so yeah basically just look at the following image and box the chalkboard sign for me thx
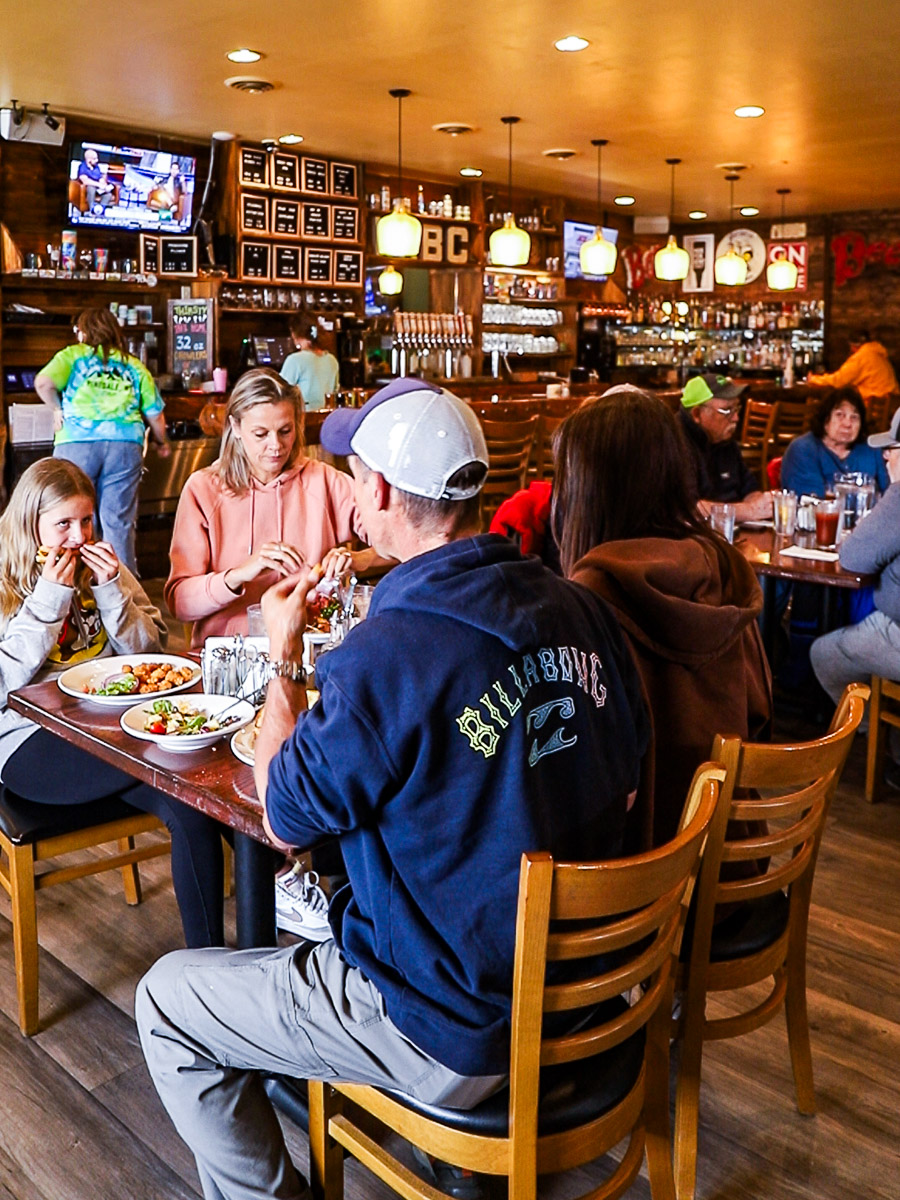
[167,298,215,380]
[239,147,268,187]
[304,247,333,284]
[331,162,358,197]
[241,241,271,280]
[302,203,331,240]
[334,249,363,286]
[273,244,302,283]
[271,198,300,237]
[159,235,198,277]
[240,193,269,234]
[302,157,329,194]
[139,233,159,275]
[332,206,359,242]
[271,151,300,191]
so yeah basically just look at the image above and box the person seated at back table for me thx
[136,377,651,1200]
[781,385,889,498]
[680,373,773,524]
[807,328,899,400]
[553,385,772,848]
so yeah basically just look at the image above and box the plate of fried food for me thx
[121,694,255,752]
[58,654,201,706]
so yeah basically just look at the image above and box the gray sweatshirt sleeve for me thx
[0,578,72,709]
[839,484,900,575]
[92,565,168,653]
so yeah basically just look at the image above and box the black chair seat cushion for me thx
[681,890,790,965]
[0,785,143,846]
[378,999,646,1138]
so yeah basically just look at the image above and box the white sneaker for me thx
[275,865,332,941]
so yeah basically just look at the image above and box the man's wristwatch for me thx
[270,659,307,684]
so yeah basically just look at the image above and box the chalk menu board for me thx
[330,162,357,197]
[239,147,268,187]
[304,247,333,283]
[240,194,269,234]
[241,241,271,280]
[271,198,300,237]
[334,249,363,286]
[159,235,198,277]
[139,233,159,275]
[302,157,329,194]
[332,206,359,242]
[167,298,215,379]
[271,151,300,191]
[302,203,331,240]
[273,244,302,283]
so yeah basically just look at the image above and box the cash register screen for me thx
[252,337,294,368]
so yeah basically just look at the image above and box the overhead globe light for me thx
[489,116,531,267]
[375,89,423,258]
[740,205,759,217]
[227,48,262,63]
[654,157,690,280]
[580,138,618,278]
[554,35,589,52]
[377,265,403,296]
[278,133,304,145]
[459,166,483,177]
[767,188,799,291]
[715,174,749,286]
[614,195,635,206]
[688,210,707,220]
[734,104,765,118]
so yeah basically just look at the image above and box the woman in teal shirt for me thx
[279,316,339,411]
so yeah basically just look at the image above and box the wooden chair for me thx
[769,398,815,457]
[672,683,868,1200]
[864,673,900,802]
[479,415,539,526]
[308,764,724,1200]
[739,400,777,488]
[528,412,565,482]
[0,787,170,1034]
[864,392,897,434]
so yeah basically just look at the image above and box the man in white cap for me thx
[136,377,650,1200]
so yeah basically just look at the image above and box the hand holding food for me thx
[225,542,306,592]
[41,546,78,587]
[319,546,354,582]
[261,567,320,662]
[79,539,119,585]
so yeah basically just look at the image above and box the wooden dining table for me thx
[7,677,280,947]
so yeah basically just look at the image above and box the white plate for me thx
[58,653,201,706]
[120,693,255,752]
[231,726,256,767]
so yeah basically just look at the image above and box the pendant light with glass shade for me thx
[714,173,749,286]
[654,158,690,280]
[579,139,618,277]
[375,89,422,258]
[377,264,403,295]
[766,188,800,291]
[489,117,531,267]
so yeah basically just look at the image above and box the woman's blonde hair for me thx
[0,458,96,622]
[216,367,305,494]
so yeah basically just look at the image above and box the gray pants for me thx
[811,609,900,753]
[136,940,504,1200]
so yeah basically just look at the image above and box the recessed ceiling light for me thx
[459,166,483,177]
[227,48,262,63]
[734,105,764,118]
[614,195,635,206]
[554,35,589,52]
[278,133,304,145]
[212,130,237,141]
[740,205,760,216]
[688,210,707,219]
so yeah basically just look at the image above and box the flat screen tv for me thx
[563,219,619,281]
[67,141,197,233]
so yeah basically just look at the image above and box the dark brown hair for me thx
[74,307,127,364]
[288,315,317,341]
[808,386,867,444]
[552,388,722,576]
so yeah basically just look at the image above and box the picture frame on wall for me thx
[301,202,332,240]
[239,193,270,235]
[272,243,302,283]
[682,233,715,293]
[332,205,360,242]
[240,241,272,281]
[330,161,358,198]
[270,197,301,238]
[301,157,329,194]
[159,235,198,278]
[304,247,333,284]
[139,233,159,276]
[333,249,363,286]
[270,150,300,192]
[239,146,268,188]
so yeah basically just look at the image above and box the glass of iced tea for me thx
[814,498,842,549]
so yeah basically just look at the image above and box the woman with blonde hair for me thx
[0,458,226,947]
[34,306,171,575]
[166,367,387,649]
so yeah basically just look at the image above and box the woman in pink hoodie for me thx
[166,369,382,648]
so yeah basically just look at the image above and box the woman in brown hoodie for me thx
[553,386,772,848]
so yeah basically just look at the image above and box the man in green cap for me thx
[680,372,773,523]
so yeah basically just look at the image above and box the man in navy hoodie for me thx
[136,379,650,1200]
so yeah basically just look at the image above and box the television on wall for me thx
[67,141,197,233]
[563,219,619,281]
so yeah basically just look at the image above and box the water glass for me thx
[772,490,798,538]
[246,604,266,638]
[708,502,736,543]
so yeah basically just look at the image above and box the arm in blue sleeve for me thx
[780,434,829,497]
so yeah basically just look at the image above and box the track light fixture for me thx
[41,102,59,131]
[9,99,24,126]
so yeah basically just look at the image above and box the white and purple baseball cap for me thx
[320,378,488,500]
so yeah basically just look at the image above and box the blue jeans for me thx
[55,439,143,575]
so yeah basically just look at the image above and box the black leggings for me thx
[3,731,225,947]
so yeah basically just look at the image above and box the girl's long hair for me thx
[552,386,728,576]
[0,458,96,623]
[216,368,305,494]
[74,307,128,364]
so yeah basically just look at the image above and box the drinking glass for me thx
[814,498,842,549]
[246,604,266,638]
[772,490,798,537]
[708,502,736,543]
